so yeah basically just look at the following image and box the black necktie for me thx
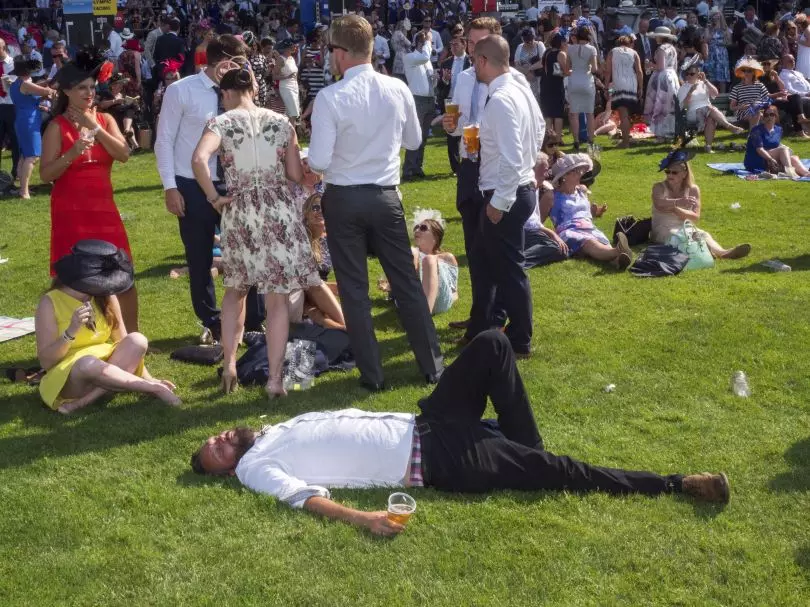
[212,85,225,181]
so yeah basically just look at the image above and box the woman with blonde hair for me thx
[604,28,643,148]
[651,148,751,258]
[704,10,732,93]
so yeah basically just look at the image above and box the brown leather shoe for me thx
[448,318,471,330]
[682,472,730,504]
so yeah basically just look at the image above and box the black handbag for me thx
[630,244,690,278]
[613,216,652,247]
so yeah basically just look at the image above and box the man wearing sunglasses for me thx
[46,42,67,87]
[309,15,443,391]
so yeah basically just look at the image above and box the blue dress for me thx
[549,189,610,255]
[744,124,782,173]
[9,79,42,157]
[704,30,730,84]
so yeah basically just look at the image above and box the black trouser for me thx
[456,159,506,327]
[524,229,568,269]
[0,104,20,180]
[773,94,810,132]
[322,184,443,385]
[175,176,264,331]
[446,133,461,175]
[403,94,436,177]
[418,330,684,496]
[465,185,535,353]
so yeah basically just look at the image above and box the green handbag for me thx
[666,220,715,271]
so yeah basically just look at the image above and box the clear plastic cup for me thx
[387,492,416,526]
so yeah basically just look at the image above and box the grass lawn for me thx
[1,132,809,606]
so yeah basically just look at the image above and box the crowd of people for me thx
[6,0,810,535]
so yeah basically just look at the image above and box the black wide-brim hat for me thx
[53,240,134,297]
[581,159,602,187]
[56,48,107,89]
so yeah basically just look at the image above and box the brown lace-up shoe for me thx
[682,472,730,504]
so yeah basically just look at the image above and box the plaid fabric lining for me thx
[408,426,424,487]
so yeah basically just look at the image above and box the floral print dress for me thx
[206,108,320,294]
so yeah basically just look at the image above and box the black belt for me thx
[482,183,535,198]
[325,183,398,191]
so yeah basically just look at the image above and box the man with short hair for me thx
[372,22,391,73]
[144,16,169,69]
[465,35,544,357]
[191,330,732,536]
[732,5,761,63]
[414,16,443,65]
[46,42,67,84]
[22,39,46,79]
[0,39,19,189]
[402,30,435,180]
[437,35,470,176]
[104,23,123,60]
[153,17,186,67]
[308,15,443,391]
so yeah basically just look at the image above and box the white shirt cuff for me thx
[490,194,514,213]
[287,486,331,509]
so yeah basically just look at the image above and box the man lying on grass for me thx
[191,331,730,536]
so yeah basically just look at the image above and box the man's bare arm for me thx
[303,496,404,537]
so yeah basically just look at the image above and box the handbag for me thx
[666,220,715,271]
[612,216,651,246]
[630,244,690,277]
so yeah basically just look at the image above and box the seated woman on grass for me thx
[677,67,744,153]
[540,154,634,270]
[379,209,459,315]
[35,240,180,414]
[743,104,810,177]
[651,148,752,258]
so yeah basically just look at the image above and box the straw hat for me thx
[551,153,594,186]
[646,26,677,41]
[735,55,764,79]
[53,240,134,297]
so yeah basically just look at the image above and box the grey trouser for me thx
[322,184,443,385]
[403,94,436,176]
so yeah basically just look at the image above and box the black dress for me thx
[541,48,566,119]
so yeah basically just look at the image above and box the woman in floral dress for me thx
[644,27,681,141]
[191,67,320,398]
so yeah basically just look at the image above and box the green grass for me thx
[1,133,810,606]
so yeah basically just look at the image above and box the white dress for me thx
[797,31,810,79]
[609,46,639,109]
[278,56,300,118]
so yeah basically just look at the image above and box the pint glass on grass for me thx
[387,492,416,526]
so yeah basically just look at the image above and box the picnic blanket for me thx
[707,160,810,181]
[0,317,35,343]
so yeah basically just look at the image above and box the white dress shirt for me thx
[479,72,545,212]
[0,55,14,105]
[154,71,219,191]
[309,64,421,186]
[108,30,123,59]
[236,409,415,509]
[413,29,443,63]
[779,69,810,95]
[449,67,533,160]
[449,53,467,96]
[29,49,45,78]
[374,34,391,66]
[404,44,434,97]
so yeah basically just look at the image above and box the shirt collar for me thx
[487,71,512,96]
[199,70,217,89]
[453,54,466,61]
[343,63,374,81]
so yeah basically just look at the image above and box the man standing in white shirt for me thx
[308,15,443,390]
[155,35,264,343]
[0,39,19,189]
[104,23,123,60]
[372,22,390,73]
[468,35,545,357]
[402,31,435,180]
[191,329,732,536]
[414,16,443,65]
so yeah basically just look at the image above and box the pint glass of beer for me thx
[463,124,480,161]
[387,492,416,526]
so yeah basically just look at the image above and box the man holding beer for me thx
[190,331,731,537]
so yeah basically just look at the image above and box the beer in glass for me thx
[387,492,416,525]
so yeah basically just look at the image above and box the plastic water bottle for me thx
[732,371,750,398]
[296,340,317,390]
[282,341,298,391]
[762,259,791,272]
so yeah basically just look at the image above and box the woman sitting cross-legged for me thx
[540,154,634,270]
[743,105,810,178]
[35,240,180,414]
[677,67,745,153]
[651,149,752,258]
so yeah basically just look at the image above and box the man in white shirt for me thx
[104,23,123,60]
[46,42,67,84]
[22,40,46,79]
[191,329,731,536]
[402,32,435,180]
[414,16,443,65]
[372,23,391,73]
[437,35,470,175]
[155,35,264,343]
[441,17,532,335]
[308,15,443,391]
[467,35,544,357]
[0,39,19,188]
[780,54,810,97]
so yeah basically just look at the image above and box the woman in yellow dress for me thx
[35,240,180,414]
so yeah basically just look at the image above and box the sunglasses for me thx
[686,71,699,76]
[308,204,322,213]
[327,44,348,52]
[664,169,682,175]
[413,224,430,232]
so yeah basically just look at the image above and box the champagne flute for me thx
[79,127,95,164]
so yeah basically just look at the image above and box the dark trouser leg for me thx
[446,134,461,175]
[466,187,535,352]
[322,187,384,385]
[0,105,20,180]
[176,176,220,329]
[523,229,567,269]
[368,189,443,377]
[244,289,266,331]
[403,95,435,176]
[419,330,541,449]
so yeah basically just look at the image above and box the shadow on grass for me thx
[116,183,164,195]
[768,437,810,492]
[135,262,191,280]
[720,254,810,274]
[795,545,810,575]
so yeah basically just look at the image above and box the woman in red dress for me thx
[39,53,138,332]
